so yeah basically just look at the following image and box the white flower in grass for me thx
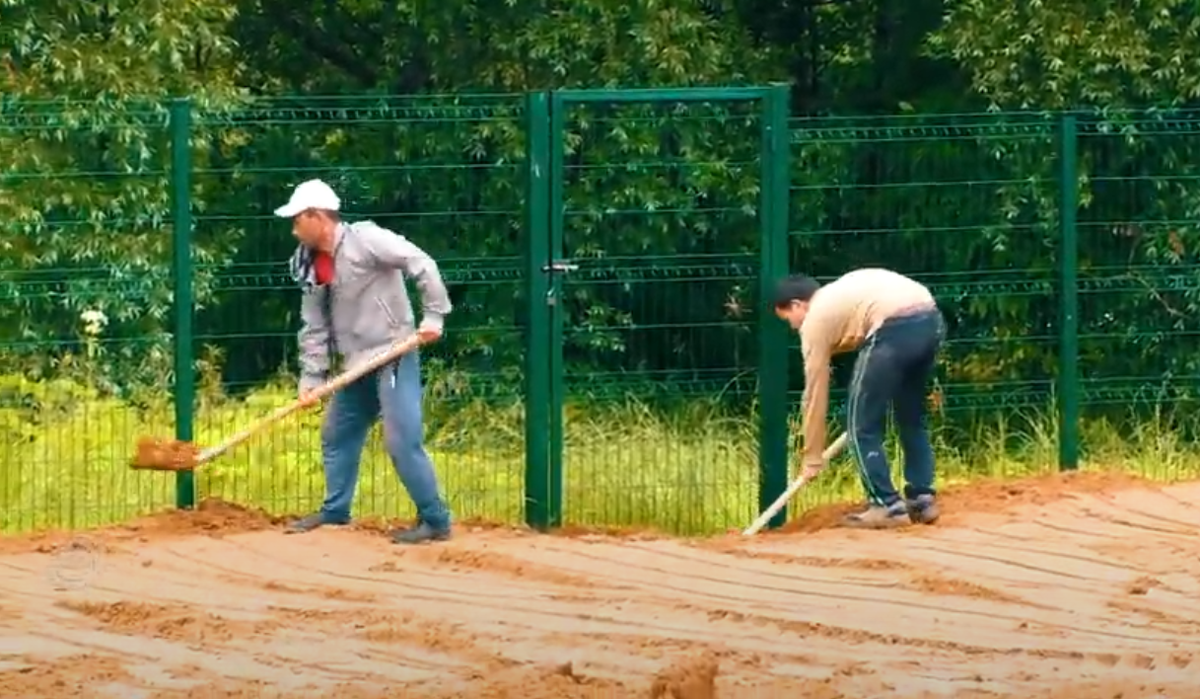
[80,308,108,337]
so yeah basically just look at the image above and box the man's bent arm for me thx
[800,330,834,466]
[298,289,331,393]
[362,226,453,331]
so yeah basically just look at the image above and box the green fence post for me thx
[1057,113,1080,471]
[169,98,196,508]
[523,91,554,529]
[759,84,791,527]
[544,91,566,529]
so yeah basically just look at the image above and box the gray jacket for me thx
[296,221,451,393]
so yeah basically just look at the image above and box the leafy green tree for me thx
[0,0,246,389]
[930,0,1200,110]
[928,0,1200,412]
[8,0,1200,423]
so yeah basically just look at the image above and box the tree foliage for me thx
[0,0,245,387]
[3,0,1200,415]
[931,0,1200,109]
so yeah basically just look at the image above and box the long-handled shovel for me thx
[130,335,422,472]
[742,432,849,536]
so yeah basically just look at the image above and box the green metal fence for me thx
[1075,115,1200,414]
[0,100,178,532]
[526,87,789,533]
[4,91,1200,536]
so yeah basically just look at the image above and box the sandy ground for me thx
[2,472,1199,698]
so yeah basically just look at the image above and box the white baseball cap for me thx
[273,179,341,218]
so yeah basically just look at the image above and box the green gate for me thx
[523,87,791,533]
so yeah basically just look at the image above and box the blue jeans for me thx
[847,309,945,506]
[319,351,451,530]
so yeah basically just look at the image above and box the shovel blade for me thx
[130,438,200,471]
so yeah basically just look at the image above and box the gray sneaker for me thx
[841,501,911,530]
[906,494,940,525]
[390,521,451,545]
[285,512,349,534]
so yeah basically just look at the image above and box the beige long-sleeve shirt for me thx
[798,268,937,465]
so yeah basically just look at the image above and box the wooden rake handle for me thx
[195,335,423,466]
[741,431,850,537]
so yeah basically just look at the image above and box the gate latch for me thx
[542,260,578,274]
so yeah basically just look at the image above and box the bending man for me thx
[773,268,945,529]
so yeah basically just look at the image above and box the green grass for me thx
[3,373,1200,535]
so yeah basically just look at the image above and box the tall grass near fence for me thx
[4,360,1199,535]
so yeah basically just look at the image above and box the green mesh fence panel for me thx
[8,96,1200,536]
[1076,113,1200,480]
[551,98,765,533]
[0,98,176,532]
[189,94,526,523]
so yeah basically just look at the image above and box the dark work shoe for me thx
[841,501,911,530]
[390,521,451,545]
[906,494,940,525]
[285,512,349,534]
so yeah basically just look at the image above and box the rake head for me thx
[131,438,201,471]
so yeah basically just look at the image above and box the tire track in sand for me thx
[0,545,514,689]
[497,538,1186,645]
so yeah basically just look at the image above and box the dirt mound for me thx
[0,468,1160,559]
[125,497,285,535]
[57,599,266,642]
[0,654,133,696]
[426,662,628,698]
[649,652,719,699]
[0,498,283,555]
[780,469,1154,534]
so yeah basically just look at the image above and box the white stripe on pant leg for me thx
[848,335,881,504]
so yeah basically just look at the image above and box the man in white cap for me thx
[275,178,454,544]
